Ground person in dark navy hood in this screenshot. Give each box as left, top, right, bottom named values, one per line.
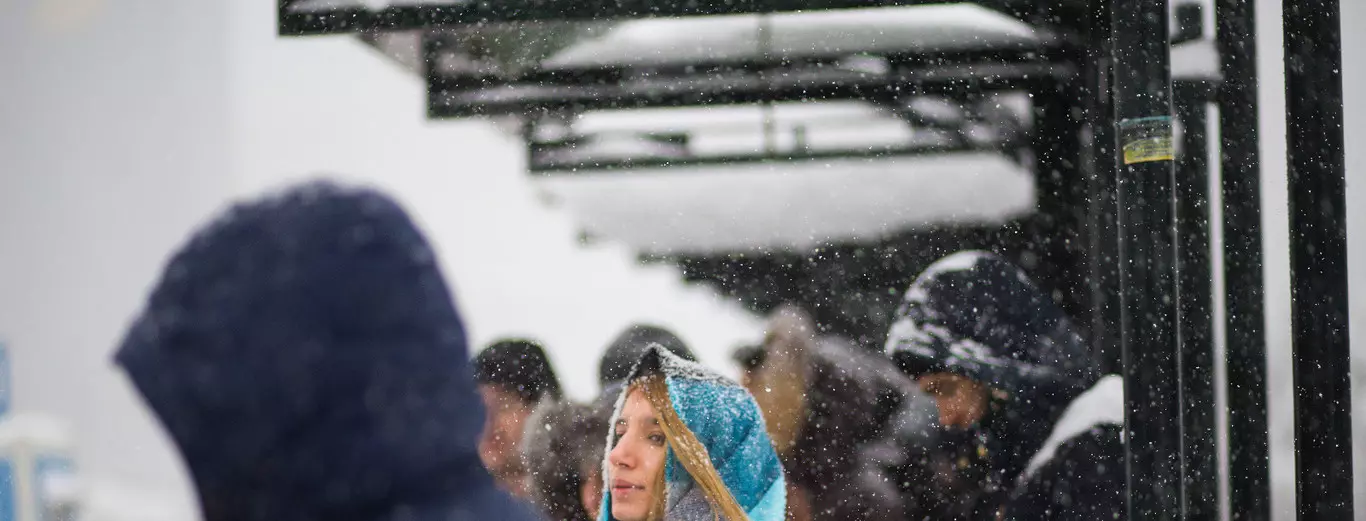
left=884, top=251, right=1124, bottom=521
left=114, top=181, right=544, bottom=521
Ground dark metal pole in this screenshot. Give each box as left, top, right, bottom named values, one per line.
left=1109, top=0, right=1181, bottom=519
left=1086, top=0, right=1121, bottom=376
left=1214, top=0, right=1271, bottom=519
left=1282, top=1, right=1354, bottom=519
left=1175, top=88, right=1218, bottom=521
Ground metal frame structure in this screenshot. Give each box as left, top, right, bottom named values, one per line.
left=1282, top=1, right=1352, bottom=519
left=279, top=0, right=1353, bottom=518
left=1215, top=0, right=1271, bottom=518
left=277, top=0, right=1088, bottom=35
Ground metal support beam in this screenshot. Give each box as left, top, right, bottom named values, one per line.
left=1214, top=1, right=1270, bottom=519
left=1283, top=1, right=1354, bottom=519
left=1175, top=89, right=1218, bottom=521
left=1109, top=0, right=1181, bottom=519
left=278, top=0, right=1063, bottom=35
left=1085, top=0, right=1121, bottom=376
left=426, top=50, right=1074, bottom=117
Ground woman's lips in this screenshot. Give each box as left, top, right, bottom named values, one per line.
left=611, top=479, right=644, bottom=493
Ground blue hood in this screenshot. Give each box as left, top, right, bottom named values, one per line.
left=115, top=182, right=541, bottom=521
left=598, top=346, right=786, bottom=521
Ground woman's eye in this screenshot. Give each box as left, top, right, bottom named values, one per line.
left=648, top=433, right=667, bottom=445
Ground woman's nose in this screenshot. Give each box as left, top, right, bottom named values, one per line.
left=609, top=438, right=635, bottom=469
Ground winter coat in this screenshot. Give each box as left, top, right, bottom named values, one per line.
left=884, top=250, right=1122, bottom=520
left=1003, top=375, right=1124, bottom=521
left=114, top=182, right=543, bottom=521
left=598, top=345, right=787, bottom=521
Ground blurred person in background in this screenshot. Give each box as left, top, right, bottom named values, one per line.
left=595, top=323, right=699, bottom=410
left=521, top=400, right=611, bottom=521
left=885, top=251, right=1122, bottom=521
left=738, top=305, right=988, bottom=521
left=115, top=181, right=543, bottom=521
left=475, top=339, right=564, bottom=497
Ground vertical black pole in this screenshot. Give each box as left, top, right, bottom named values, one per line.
left=1215, top=0, right=1271, bottom=519
left=1283, top=1, right=1353, bottom=519
left=1109, top=0, right=1181, bottom=519
left=1175, top=88, right=1218, bottom=521
left=1086, top=0, right=1122, bottom=376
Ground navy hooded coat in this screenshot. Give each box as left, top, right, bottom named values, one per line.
left=115, top=182, right=544, bottom=521
left=884, top=251, right=1125, bottom=521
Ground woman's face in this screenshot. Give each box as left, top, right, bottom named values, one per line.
left=607, top=388, right=668, bottom=521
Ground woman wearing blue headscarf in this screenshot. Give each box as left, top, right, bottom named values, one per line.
left=598, top=345, right=786, bottom=521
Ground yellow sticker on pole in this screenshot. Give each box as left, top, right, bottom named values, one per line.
left=1119, top=116, right=1175, bottom=164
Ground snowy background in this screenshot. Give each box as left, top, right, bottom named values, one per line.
left=0, top=0, right=1362, bottom=520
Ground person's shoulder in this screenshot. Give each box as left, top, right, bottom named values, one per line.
left=1019, top=375, right=1124, bottom=481
left=1005, top=425, right=1125, bottom=521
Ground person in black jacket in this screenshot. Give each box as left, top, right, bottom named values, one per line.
left=884, top=251, right=1124, bottom=521
left=114, top=181, right=543, bottom=521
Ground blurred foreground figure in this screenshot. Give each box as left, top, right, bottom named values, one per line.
left=114, top=181, right=543, bottom=521
left=885, top=251, right=1123, bottom=521
left=474, top=339, right=563, bottom=497
left=739, top=305, right=988, bottom=521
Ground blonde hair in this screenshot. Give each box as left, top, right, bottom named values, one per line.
left=632, top=375, right=750, bottom=521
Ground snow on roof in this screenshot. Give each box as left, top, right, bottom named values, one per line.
left=535, top=151, right=1034, bottom=254
left=543, top=4, right=1045, bottom=69
left=347, top=2, right=1215, bottom=86
left=288, top=0, right=460, bottom=11
left=560, top=101, right=947, bottom=159
left=573, top=102, right=893, bottom=135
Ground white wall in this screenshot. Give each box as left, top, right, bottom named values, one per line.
left=0, top=1, right=762, bottom=519
left=0, top=1, right=233, bottom=519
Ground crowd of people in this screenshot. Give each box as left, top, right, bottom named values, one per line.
left=112, top=181, right=1126, bottom=521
